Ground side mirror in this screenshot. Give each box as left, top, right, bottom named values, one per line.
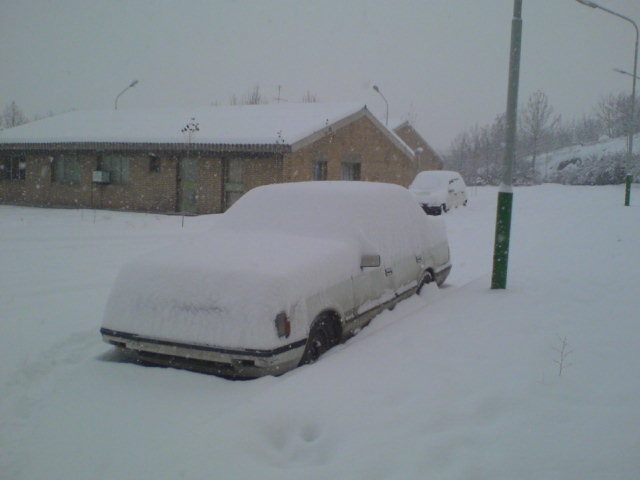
left=361, top=254, right=381, bottom=268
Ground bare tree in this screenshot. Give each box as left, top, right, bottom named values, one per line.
left=596, top=93, right=626, bottom=138
left=553, top=336, right=573, bottom=377
left=2, top=101, right=29, bottom=128
left=520, top=91, right=558, bottom=181
left=301, top=91, right=318, bottom=103
left=243, top=85, right=265, bottom=105
left=595, top=92, right=640, bottom=139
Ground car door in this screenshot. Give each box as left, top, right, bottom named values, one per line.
left=384, top=253, right=423, bottom=297
left=350, top=261, right=390, bottom=318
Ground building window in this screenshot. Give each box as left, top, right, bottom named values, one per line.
left=52, top=154, right=81, bottom=185
left=224, top=158, right=244, bottom=210
left=341, top=161, right=361, bottom=181
left=99, top=155, right=130, bottom=184
left=1, top=156, right=26, bottom=181
left=312, top=160, right=328, bottom=181
left=149, top=154, right=161, bottom=173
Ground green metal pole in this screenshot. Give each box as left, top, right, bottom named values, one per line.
left=491, top=0, right=523, bottom=289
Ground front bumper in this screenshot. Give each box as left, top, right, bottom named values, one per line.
left=100, top=327, right=307, bottom=378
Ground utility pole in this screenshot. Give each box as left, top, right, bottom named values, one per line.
left=491, top=0, right=523, bottom=289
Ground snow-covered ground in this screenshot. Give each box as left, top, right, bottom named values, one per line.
left=1, top=184, right=639, bottom=479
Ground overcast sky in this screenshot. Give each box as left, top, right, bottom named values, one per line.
left=1, top=0, right=639, bottom=150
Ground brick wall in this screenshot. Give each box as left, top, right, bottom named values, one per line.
left=1, top=115, right=422, bottom=213
left=285, top=115, right=417, bottom=186
left=243, top=156, right=284, bottom=192
left=0, top=154, right=94, bottom=208
left=393, top=124, right=443, bottom=172
left=196, top=156, right=222, bottom=214
left=0, top=152, right=179, bottom=212
left=94, top=154, right=178, bottom=212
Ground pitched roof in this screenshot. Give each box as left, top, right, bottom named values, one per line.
left=0, top=103, right=412, bottom=158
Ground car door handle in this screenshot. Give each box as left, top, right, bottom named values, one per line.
left=385, top=268, right=393, bottom=276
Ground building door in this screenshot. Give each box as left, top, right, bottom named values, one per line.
left=179, top=157, right=198, bottom=213
left=223, top=158, right=244, bottom=211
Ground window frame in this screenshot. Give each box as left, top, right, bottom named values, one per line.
left=149, top=154, right=161, bottom=173
left=99, top=154, right=131, bottom=185
left=341, top=161, right=361, bottom=181
left=52, top=154, right=81, bottom=185
left=312, top=159, right=328, bottom=181
left=1, top=156, right=26, bottom=181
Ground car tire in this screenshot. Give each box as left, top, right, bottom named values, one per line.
left=463, top=199, right=468, bottom=206
left=299, top=316, right=338, bottom=365
left=441, top=204, right=448, bottom=213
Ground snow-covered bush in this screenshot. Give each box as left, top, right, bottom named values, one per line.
left=547, top=152, right=637, bottom=185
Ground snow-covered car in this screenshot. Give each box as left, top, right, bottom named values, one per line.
left=409, top=170, right=468, bottom=214
left=100, top=181, right=451, bottom=378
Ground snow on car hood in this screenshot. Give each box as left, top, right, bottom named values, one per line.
left=102, top=232, right=360, bottom=350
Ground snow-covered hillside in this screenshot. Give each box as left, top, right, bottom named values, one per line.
left=536, top=133, right=639, bottom=185
left=1, top=185, right=639, bottom=479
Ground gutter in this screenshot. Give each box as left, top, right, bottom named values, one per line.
left=0, top=142, right=292, bottom=155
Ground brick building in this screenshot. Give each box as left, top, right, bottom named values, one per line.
left=391, top=120, right=443, bottom=172
left=0, top=103, right=438, bottom=214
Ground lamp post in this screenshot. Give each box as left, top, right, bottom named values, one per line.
left=491, top=0, right=523, bottom=290
left=372, top=85, right=389, bottom=126
left=613, top=68, right=640, bottom=80
left=114, top=80, right=139, bottom=110
left=576, top=0, right=638, bottom=206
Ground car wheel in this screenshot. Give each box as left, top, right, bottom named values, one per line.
left=441, top=204, right=448, bottom=213
left=299, top=317, right=338, bottom=365
left=417, top=270, right=434, bottom=295
left=463, top=199, right=468, bottom=206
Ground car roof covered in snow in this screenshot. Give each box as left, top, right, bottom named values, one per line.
left=221, top=181, right=446, bottom=261
left=410, top=170, right=465, bottom=189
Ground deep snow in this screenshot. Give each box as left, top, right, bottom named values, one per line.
left=1, top=184, right=639, bottom=479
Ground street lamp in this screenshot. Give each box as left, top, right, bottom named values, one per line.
left=613, top=68, right=640, bottom=80
left=576, top=0, right=638, bottom=206
left=491, top=0, right=523, bottom=290
left=372, top=85, right=389, bottom=126
left=114, top=80, right=139, bottom=110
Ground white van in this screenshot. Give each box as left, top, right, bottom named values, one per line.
left=409, top=170, right=468, bottom=213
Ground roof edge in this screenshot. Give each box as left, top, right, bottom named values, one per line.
left=290, top=106, right=415, bottom=160
left=289, top=107, right=368, bottom=152
left=0, top=142, right=291, bottom=154
left=362, top=108, right=415, bottom=160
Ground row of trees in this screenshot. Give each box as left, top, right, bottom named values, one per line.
left=224, top=85, right=319, bottom=106
left=444, top=90, right=640, bottom=185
